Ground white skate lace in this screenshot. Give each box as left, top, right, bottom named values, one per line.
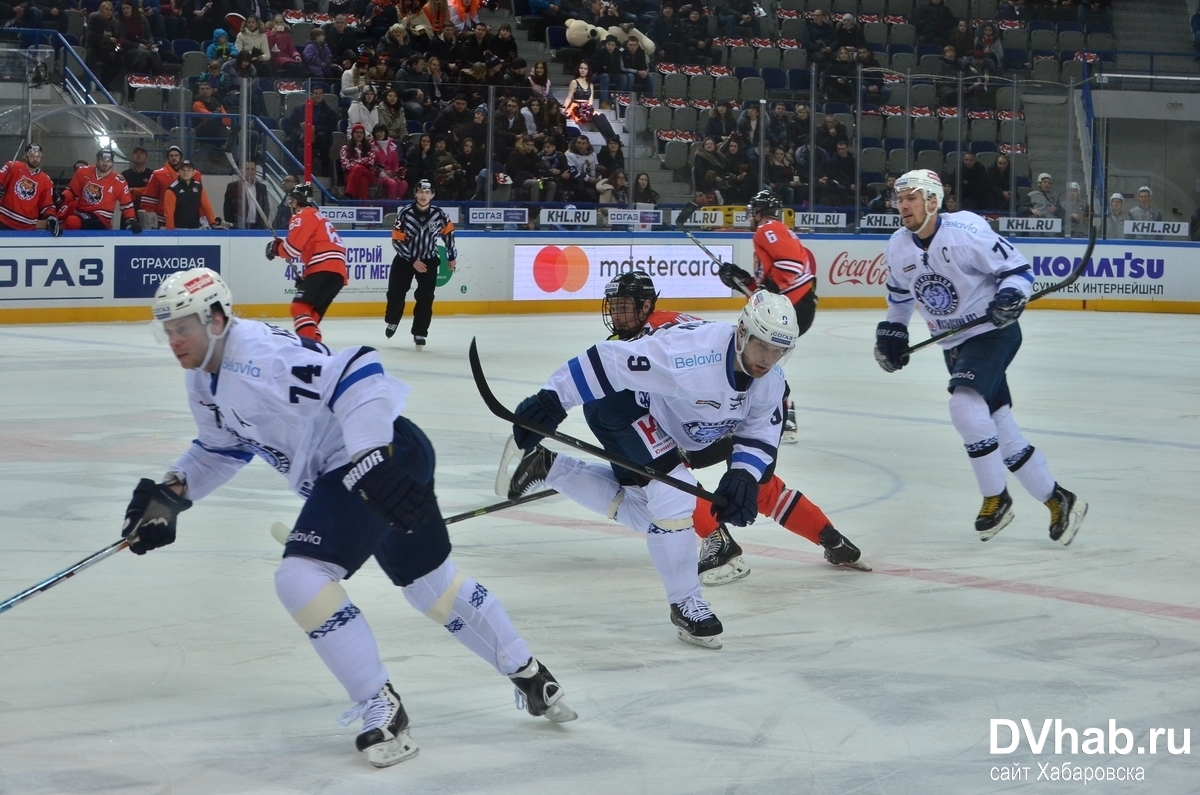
left=338, top=692, right=394, bottom=732
left=699, top=532, right=723, bottom=561
left=679, top=595, right=715, bottom=622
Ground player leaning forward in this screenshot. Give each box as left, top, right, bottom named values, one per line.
left=124, top=268, right=574, bottom=768
left=874, top=170, right=1086, bottom=544
left=507, top=291, right=799, bottom=648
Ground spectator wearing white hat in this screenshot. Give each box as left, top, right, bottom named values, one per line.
left=1026, top=172, right=1062, bottom=221
left=1062, top=181, right=1087, bottom=236
left=1128, top=185, right=1163, bottom=239
left=835, top=13, right=867, bottom=50
left=1104, top=192, right=1127, bottom=239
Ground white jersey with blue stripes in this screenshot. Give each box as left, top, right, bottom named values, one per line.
left=544, top=320, right=786, bottom=482
left=170, top=319, right=409, bottom=500
left=883, top=211, right=1034, bottom=347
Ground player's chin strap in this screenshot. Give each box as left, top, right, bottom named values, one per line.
left=196, top=316, right=234, bottom=372
left=914, top=197, right=938, bottom=239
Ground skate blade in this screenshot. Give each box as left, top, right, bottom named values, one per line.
left=676, top=628, right=723, bottom=649
left=832, top=559, right=873, bottom=572
left=494, top=436, right=521, bottom=498
left=543, top=699, right=579, bottom=723
left=1056, top=501, right=1088, bottom=547
left=977, top=510, right=1015, bottom=542
left=781, top=430, right=799, bottom=445
left=364, top=730, right=419, bottom=768
left=699, top=556, right=751, bottom=586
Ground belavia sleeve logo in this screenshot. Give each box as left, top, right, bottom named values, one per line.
left=533, top=245, right=590, bottom=293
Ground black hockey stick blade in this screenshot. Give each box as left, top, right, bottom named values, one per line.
left=675, top=201, right=699, bottom=227
left=0, top=538, right=129, bottom=616
left=903, top=222, right=1098, bottom=356
left=444, top=489, right=558, bottom=525
left=674, top=204, right=753, bottom=298
left=467, top=338, right=728, bottom=506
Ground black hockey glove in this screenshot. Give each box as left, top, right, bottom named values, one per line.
left=512, top=389, right=567, bottom=451
left=987, top=287, right=1027, bottom=329
left=265, top=239, right=279, bottom=260
left=711, top=468, right=758, bottom=527
left=122, top=478, right=193, bottom=555
left=874, top=321, right=910, bottom=373
left=123, top=217, right=142, bottom=234
left=718, top=262, right=753, bottom=293
left=343, top=446, right=439, bottom=530
left=45, top=216, right=61, bottom=237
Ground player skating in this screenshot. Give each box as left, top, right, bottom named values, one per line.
left=0, top=143, right=59, bottom=235
left=718, top=190, right=819, bottom=443
left=385, top=180, right=458, bottom=350
left=502, top=290, right=800, bottom=649
left=873, top=170, right=1087, bottom=544
left=501, top=273, right=867, bottom=585
left=125, top=268, right=574, bottom=768
left=265, top=183, right=347, bottom=342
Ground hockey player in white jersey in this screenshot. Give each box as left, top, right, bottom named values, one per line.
left=505, top=291, right=798, bottom=649
left=122, top=268, right=574, bottom=770
left=873, top=170, right=1087, bottom=544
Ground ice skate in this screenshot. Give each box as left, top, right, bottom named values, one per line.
left=698, top=524, right=751, bottom=586
left=506, top=444, right=557, bottom=501
left=384, top=323, right=397, bottom=339
left=338, top=681, right=418, bottom=768
left=781, top=407, right=798, bottom=445
left=1045, top=483, right=1087, bottom=546
left=413, top=335, right=426, bottom=351
left=510, top=657, right=577, bottom=723
left=670, top=595, right=723, bottom=649
left=819, top=525, right=871, bottom=571
left=975, top=489, right=1014, bottom=541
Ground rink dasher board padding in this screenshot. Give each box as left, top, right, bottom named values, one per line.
left=0, top=230, right=1195, bottom=323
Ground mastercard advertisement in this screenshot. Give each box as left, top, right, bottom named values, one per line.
left=512, top=244, right=733, bottom=300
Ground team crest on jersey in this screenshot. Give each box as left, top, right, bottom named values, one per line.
left=82, top=181, right=104, bottom=206
left=14, top=176, right=36, bottom=201
left=682, top=418, right=741, bottom=444
left=228, top=428, right=292, bottom=473
left=912, top=273, right=959, bottom=316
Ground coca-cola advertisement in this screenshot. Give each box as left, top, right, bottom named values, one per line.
left=807, top=239, right=891, bottom=302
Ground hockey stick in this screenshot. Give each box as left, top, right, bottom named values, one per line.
left=224, top=152, right=280, bottom=240
left=0, top=539, right=129, bottom=616
left=468, top=338, right=729, bottom=506
left=676, top=202, right=753, bottom=298
left=268, top=490, right=559, bottom=544
left=903, top=222, right=1098, bottom=356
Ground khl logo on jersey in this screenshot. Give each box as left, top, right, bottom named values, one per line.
left=682, top=418, right=741, bottom=444
left=912, top=273, right=959, bottom=316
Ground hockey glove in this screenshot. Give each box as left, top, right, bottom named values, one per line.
left=512, top=389, right=567, bottom=452
left=121, top=478, right=193, bottom=555
left=123, top=217, right=142, bottom=234
left=718, top=262, right=753, bottom=293
left=45, top=216, right=61, bottom=237
left=874, top=321, right=910, bottom=373
left=711, top=468, right=758, bottom=527
left=265, top=239, right=281, bottom=260
left=987, top=287, right=1027, bottom=329
left=342, top=446, right=439, bottom=530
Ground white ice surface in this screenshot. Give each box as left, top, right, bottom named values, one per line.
left=1, top=309, right=1198, bottom=795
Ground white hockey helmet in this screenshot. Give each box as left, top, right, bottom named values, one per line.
left=895, top=169, right=944, bottom=207
left=152, top=267, right=232, bottom=326
left=737, top=290, right=799, bottom=369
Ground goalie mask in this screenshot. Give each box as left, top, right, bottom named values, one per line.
left=735, top=290, right=798, bottom=376
left=151, top=267, right=234, bottom=370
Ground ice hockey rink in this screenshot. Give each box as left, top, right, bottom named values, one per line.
left=1, top=308, right=1197, bottom=795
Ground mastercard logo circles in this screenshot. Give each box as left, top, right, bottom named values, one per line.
left=532, top=245, right=590, bottom=293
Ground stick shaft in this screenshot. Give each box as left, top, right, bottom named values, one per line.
left=0, top=539, right=128, bottom=616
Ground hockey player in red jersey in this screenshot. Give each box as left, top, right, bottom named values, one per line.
left=0, top=143, right=59, bottom=234
left=60, top=149, right=140, bottom=232
left=502, top=271, right=869, bottom=586
left=264, top=183, right=348, bottom=341
left=141, top=146, right=204, bottom=227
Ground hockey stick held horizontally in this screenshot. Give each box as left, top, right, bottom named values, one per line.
left=468, top=338, right=729, bottom=507
left=675, top=202, right=752, bottom=298
left=0, top=539, right=129, bottom=616
left=903, top=219, right=1098, bottom=355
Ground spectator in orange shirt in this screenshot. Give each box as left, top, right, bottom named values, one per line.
left=192, top=82, right=231, bottom=139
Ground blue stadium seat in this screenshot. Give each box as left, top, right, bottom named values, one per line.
left=733, top=66, right=760, bottom=81
left=546, top=26, right=568, bottom=50
left=173, top=39, right=201, bottom=56
left=787, top=68, right=810, bottom=91
left=969, top=140, right=998, bottom=154
left=1003, top=48, right=1029, bottom=70
left=761, top=67, right=786, bottom=92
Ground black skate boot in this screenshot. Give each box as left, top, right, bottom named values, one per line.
left=819, top=525, right=871, bottom=571
left=339, top=681, right=419, bottom=768
left=697, top=524, right=751, bottom=586
left=975, top=489, right=1014, bottom=541
left=413, top=335, right=426, bottom=350
left=384, top=323, right=397, bottom=339
left=1046, top=483, right=1087, bottom=546
left=670, top=595, right=724, bottom=649
left=782, top=407, right=798, bottom=444
left=507, top=444, right=557, bottom=500
left=510, top=657, right=577, bottom=723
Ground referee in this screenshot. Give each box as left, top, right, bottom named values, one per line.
left=385, top=180, right=458, bottom=350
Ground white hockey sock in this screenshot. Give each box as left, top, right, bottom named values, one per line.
left=544, top=453, right=624, bottom=518
left=640, top=468, right=703, bottom=605
left=992, top=406, right=1056, bottom=502
left=275, top=556, right=388, bottom=703
left=948, top=389, right=1007, bottom=497
left=402, top=558, right=532, bottom=677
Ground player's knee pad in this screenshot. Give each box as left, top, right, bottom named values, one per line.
left=948, top=388, right=998, bottom=456
left=643, top=465, right=697, bottom=524
left=401, top=558, right=467, bottom=624
left=275, top=556, right=350, bottom=633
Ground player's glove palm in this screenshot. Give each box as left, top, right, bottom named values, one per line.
left=512, top=389, right=567, bottom=451
left=987, top=287, right=1027, bottom=328
left=874, top=321, right=910, bottom=373
left=711, top=468, right=758, bottom=527
left=122, top=478, right=193, bottom=555
left=265, top=239, right=280, bottom=260
left=343, top=446, right=439, bottom=531
left=718, top=262, right=753, bottom=294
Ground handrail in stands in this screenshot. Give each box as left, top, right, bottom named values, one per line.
left=7, top=28, right=116, bottom=106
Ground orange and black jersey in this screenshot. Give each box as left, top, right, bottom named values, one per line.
left=0, top=160, right=56, bottom=230
left=277, top=206, right=348, bottom=282
left=751, top=218, right=817, bottom=302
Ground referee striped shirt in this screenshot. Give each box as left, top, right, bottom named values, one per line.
left=391, top=204, right=458, bottom=262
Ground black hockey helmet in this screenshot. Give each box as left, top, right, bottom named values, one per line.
left=96, top=147, right=115, bottom=163
left=602, top=271, right=658, bottom=339
left=747, top=188, right=782, bottom=217
left=288, top=182, right=314, bottom=207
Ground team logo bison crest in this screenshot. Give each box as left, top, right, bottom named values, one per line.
left=14, top=176, right=36, bottom=201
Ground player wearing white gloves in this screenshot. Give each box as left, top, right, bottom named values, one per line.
left=122, top=268, right=574, bottom=770
left=505, top=291, right=798, bottom=649
left=874, top=170, right=1087, bottom=545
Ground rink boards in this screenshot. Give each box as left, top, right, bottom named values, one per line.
left=0, top=230, right=1195, bottom=323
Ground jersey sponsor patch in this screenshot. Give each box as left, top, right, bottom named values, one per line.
left=682, top=418, right=742, bottom=445
left=631, top=413, right=678, bottom=458
left=912, top=272, right=960, bottom=316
